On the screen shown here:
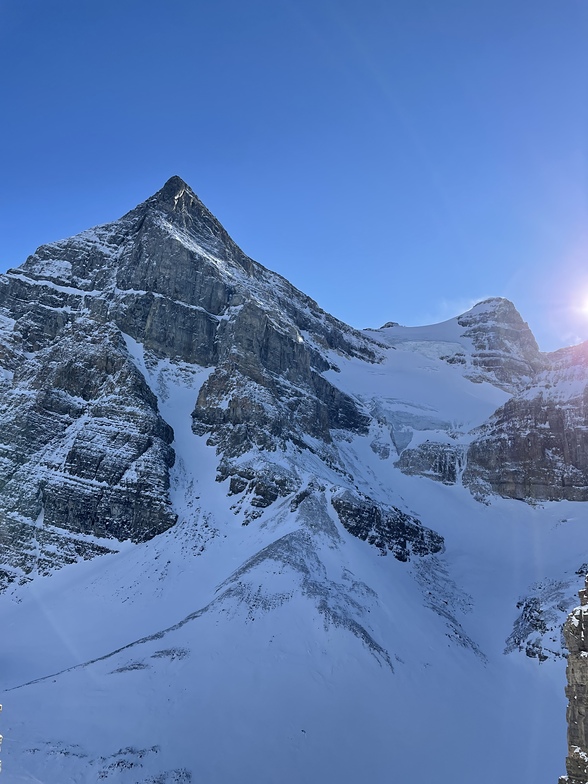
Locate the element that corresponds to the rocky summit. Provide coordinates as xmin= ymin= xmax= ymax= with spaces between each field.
xmin=1 ymin=177 xmax=588 ymax=784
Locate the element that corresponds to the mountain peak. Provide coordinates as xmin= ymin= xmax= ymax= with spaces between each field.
xmin=459 ymin=298 xmax=535 ymax=336
xmin=149 ymin=175 xmax=199 ymax=211
xmin=456 ymin=296 xmax=541 ymax=390
xmin=161 ymin=174 xmax=189 ymax=194
xmin=131 ymin=175 xmax=247 ymax=263
xmin=462 ymin=297 xmax=518 ymax=319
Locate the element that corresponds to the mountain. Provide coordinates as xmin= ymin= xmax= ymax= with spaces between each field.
xmin=1 ymin=177 xmax=587 ymax=783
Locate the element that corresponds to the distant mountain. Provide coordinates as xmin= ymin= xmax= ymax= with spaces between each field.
xmin=1 ymin=177 xmax=586 ymax=783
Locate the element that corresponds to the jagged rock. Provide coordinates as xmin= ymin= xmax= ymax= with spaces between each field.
xmin=559 ymin=576 xmax=588 ymax=784
xmin=380 ymin=321 xmax=399 ymax=328
xmin=395 ymin=441 xmax=466 ymax=484
xmin=218 ymin=459 xmax=300 ymax=522
xmin=330 ymin=488 xmax=444 ymax=560
xmin=506 ymin=596 xmax=549 ymax=661
xmin=6 ymin=176 xmax=588 ymax=784
xmin=0 ymin=318 xmax=176 ymax=586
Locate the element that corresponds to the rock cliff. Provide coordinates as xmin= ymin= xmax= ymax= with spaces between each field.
xmin=464 ymin=342 xmax=588 ymax=501
xmin=454 ymin=296 xmax=541 ymax=392
xmin=559 ymin=575 xmax=588 ymax=784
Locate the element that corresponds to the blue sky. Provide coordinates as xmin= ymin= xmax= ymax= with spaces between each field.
xmin=1 ymin=0 xmax=586 ymax=350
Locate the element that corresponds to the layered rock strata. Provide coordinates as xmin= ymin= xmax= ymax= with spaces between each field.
xmin=559 ymin=576 xmax=588 ymax=784
xmin=465 ymin=342 xmax=588 ymax=501
xmin=0 ymin=177 xmax=386 ymax=587
xmin=455 ymin=297 xmax=541 ymax=392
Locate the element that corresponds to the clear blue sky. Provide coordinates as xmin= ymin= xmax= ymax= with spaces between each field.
xmin=1 ymin=0 xmax=587 ymax=350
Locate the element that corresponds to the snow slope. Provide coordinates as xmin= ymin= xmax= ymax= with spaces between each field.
xmin=1 ymin=315 xmax=586 ymax=784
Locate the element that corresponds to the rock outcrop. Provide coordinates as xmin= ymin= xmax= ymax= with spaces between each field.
xmin=395 ymin=442 xmax=466 ymax=485
xmin=559 ymin=576 xmax=588 ymax=784
xmin=455 ymin=297 xmax=541 ymax=392
xmin=330 ymin=488 xmax=444 ymax=560
xmin=0 ymin=316 xmax=176 ymax=590
xmin=465 ymin=342 xmax=588 ymax=501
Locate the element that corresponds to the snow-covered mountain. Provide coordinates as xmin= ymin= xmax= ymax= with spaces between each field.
xmin=1 ymin=177 xmax=587 ymax=783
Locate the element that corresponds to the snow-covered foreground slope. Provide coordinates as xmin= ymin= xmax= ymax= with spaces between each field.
xmin=2 ymin=329 xmax=587 ymax=784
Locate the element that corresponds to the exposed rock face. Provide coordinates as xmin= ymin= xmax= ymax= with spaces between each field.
xmin=465 ymin=342 xmax=588 ymax=501
xmin=0 ymin=176 xmax=386 ymax=588
xmin=331 ymin=489 xmax=444 ymax=560
xmin=0 ymin=315 xmax=176 ymax=589
xmin=371 ymin=297 xmax=542 ymax=394
xmin=6 ymin=177 xmax=588 ymax=784
xmin=559 ymin=576 xmax=588 ymax=784
xmin=504 ymin=577 xmax=581 ymax=663
xmin=376 ymin=299 xmax=588 ymax=502
xmin=395 ymin=442 xmax=466 ymax=485
xmin=456 ymin=297 xmax=541 ymax=392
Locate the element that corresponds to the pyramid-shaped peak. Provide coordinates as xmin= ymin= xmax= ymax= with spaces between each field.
xmin=135 ymin=175 xmax=234 ymax=247
xmin=128 ymin=175 xmax=252 ymax=269
xmin=149 ymin=175 xmax=201 ymax=209
xmin=163 ymin=174 xmax=189 ymax=192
